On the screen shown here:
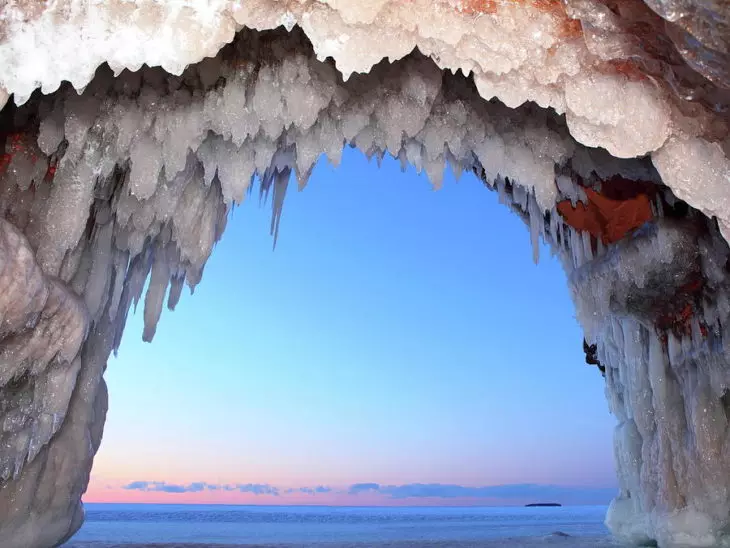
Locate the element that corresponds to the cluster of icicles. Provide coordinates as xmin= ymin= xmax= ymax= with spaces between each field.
xmin=489 ymin=162 xmax=730 ymax=548
xmin=0 ymin=23 xmax=729 ymax=548
xmin=0 ymin=26 xmax=643 ymax=488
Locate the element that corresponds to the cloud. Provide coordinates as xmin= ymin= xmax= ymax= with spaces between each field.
xmin=124 ymin=481 xmax=151 ymax=491
xmin=232 ymin=483 xmax=280 ymax=496
xmin=123 ymin=481 xmax=279 ymax=495
xmin=348 ymin=482 xmax=381 ymax=495
xmin=186 ymin=482 xmax=207 ymax=493
xmin=120 ymin=480 xmax=612 ymax=505
xmin=346 ymin=483 xmax=616 ymax=504
xmin=285 ymin=485 xmax=333 ymax=495
xmin=123 ymin=481 xmax=208 ymax=493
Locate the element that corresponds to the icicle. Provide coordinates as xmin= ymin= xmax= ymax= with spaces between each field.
xmin=549 ymin=207 xmax=559 ymax=241
xmin=496 ymin=176 xmax=509 ymax=206
xmin=296 ymin=165 xmax=313 ymax=191
xmin=167 ymin=273 xmax=186 ymax=311
xmin=667 ymin=331 xmax=682 ymax=368
xmin=570 ymin=227 xmax=584 ymax=268
xmin=655 ymin=195 xmax=665 ymax=218
xmin=258 ymin=170 xmax=273 ymax=205
xmin=680 ymin=332 xmax=694 ymax=357
xmin=142 ymin=243 xmax=172 ymax=343
xmin=405 ymin=140 xmax=423 ymax=174
xmin=270 ymin=145 xmax=296 ymax=174
xmin=556 ymin=174 xmax=580 ymax=206
xmin=595 ymin=237 xmax=605 ymax=258
xmin=270 ymin=167 xmax=291 ymax=249
xmin=107 ymin=250 xmax=130 ymax=322
xmin=129 ymin=135 xmax=163 ymax=199
xmin=128 ymin=248 xmax=153 ymax=312
xmin=528 ymin=195 xmax=542 ymax=264
xmin=398 ymin=147 xmax=408 ymax=172
xmin=582 ymin=231 xmax=594 ymax=262
xmin=513 ymin=184 xmax=527 ymax=211
xmin=556 ymin=219 xmax=564 ymax=251
xmin=691 ymin=317 xmax=703 ymax=348
xmin=84 ymin=220 xmax=115 ymax=322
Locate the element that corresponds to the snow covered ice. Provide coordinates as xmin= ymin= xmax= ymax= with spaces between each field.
xmin=0 ymin=1 xmax=729 ymax=547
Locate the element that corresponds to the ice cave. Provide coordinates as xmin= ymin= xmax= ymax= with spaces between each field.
xmin=0 ymin=0 xmax=729 ymax=546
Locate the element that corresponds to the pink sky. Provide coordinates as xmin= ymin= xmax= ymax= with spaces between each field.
xmin=84 ymin=487 xmax=512 ymax=506
xmin=83 ymin=475 xmax=616 ymax=507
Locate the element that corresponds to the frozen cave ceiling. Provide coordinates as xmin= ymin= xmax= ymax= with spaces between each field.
xmin=0 ymin=1 xmax=729 ymax=547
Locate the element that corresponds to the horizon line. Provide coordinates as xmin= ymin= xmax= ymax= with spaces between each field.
xmin=82 ymin=501 xmax=609 ymax=508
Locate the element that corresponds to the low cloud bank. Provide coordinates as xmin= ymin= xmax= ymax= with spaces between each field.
xmin=123 ymin=481 xmax=280 ymax=495
xmin=348 ymin=482 xmax=615 ymax=504
xmin=123 ymin=481 xmax=615 ymax=504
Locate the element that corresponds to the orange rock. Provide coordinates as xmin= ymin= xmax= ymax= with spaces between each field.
xmin=557 ymin=181 xmax=654 ymax=244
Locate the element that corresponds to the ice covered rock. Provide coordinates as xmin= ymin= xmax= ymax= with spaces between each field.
xmin=489 ymin=165 xmax=730 ymax=548
xmin=0 ymin=1 xmax=728 ymax=155
xmin=1 ymin=0 xmax=723 ymax=239
xmin=0 ymin=9 xmax=727 ymax=548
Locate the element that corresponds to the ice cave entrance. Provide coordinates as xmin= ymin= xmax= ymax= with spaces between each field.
xmin=1 ymin=16 xmax=729 ymax=546
xmin=88 ymin=146 xmax=615 ymax=511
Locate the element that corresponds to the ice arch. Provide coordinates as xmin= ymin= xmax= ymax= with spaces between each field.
xmin=0 ymin=2 xmax=729 ymax=546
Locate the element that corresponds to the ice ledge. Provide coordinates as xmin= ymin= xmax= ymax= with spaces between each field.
xmin=2 ymin=0 xmax=728 ymax=244
xmin=0 ymin=1 xmax=725 ymax=156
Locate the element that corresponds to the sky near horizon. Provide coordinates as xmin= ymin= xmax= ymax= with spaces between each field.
xmin=85 ymin=147 xmax=617 ymax=507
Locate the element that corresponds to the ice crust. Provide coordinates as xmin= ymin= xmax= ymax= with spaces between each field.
xmin=1 ymin=0 xmax=728 ymax=245
xmin=0 ymin=9 xmax=728 ymax=548
xmin=0 ymin=1 xmax=728 ymax=151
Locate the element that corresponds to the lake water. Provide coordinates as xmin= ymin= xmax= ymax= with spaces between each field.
xmin=64 ymin=504 xmax=617 ymax=546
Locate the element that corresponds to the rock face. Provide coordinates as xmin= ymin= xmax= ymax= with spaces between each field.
xmin=0 ymin=1 xmax=728 ymax=547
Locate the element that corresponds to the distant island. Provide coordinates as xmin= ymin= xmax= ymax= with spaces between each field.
xmin=525 ymin=503 xmax=562 ymax=507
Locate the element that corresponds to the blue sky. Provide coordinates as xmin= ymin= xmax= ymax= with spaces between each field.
xmin=86 ymin=147 xmax=617 ymax=506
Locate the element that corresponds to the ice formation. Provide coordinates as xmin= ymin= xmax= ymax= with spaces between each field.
xmin=0 ymin=1 xmax=729 ymax=547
